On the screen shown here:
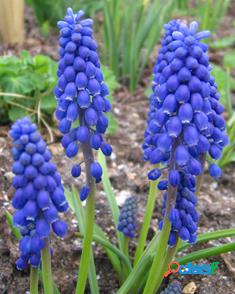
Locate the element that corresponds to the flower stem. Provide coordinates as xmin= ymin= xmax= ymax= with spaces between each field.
xmin=75 ymin=142 xmax=96 ymax=294
xmin=151 ymin=239 xmax=180 ymax=292
xmin=143 ymin=145 xmax=178 ymax=294
xmin=30 ymin=267 xmax=38 ymax=294
xmin=75 ymin=185 xmax=95 ymax=294
xmin=124 ymin=236 xmax=129 ymax=259
xmin=134 ymin=179 xmax=158 ymax=266
xmin=41 ymin=239 xmax=53 ymax=294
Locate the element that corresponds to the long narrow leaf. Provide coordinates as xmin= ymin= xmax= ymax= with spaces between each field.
xmin=65 ymin=187 xmax=100 ymax=294
xmin=98 ymin=150 xmax=125 ymax=252
xmin=5 ymin=210 xmax=21 ymax=240
xmin=178 ymin=228 xmax=235 ymax=251
xmin=177 ymin=242 xmax=235 ymax=264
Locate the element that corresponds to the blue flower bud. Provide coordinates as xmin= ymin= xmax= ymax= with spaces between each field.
xmin=65 ymin=141 xmax=79 ymax=158
xmin=175 ymin=145 xmax=189 ymax=166
xmin=80 ymin=186 xmax=90 ymax=201
xmin=169 ymin=170 xmax=180 ymax=187
xmin=148 ymin=168 xmax=161 ymax=181
xmin=52 ymin=220 xmax=68 ymax=237
xmin=91 ymin=162 xmax=102 ymax=182
xmin=90 ymin=134 xmax=102 ymax=150
xmin=76 ymin=126 xmax=89 ymax=143
xmin=101 ymin=143 xmax=112 ymax=156
xmin=71 ymin=164 xmax=82 ymax=177
xmin=209 ymin=163 xmax=221 ymax=178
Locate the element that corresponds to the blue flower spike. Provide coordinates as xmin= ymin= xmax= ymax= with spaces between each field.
xmin=55 ymin=8 xmax=112 ymax=199
xmin=118 ymin=196 xmax=137 ymax=238
xmin=10 ymin=117 xmax=68 ymax=270
xmin=143 ymin=20 xmax=228 ymax=246
xmin=160 ymin=280 xmax=182 ymax=294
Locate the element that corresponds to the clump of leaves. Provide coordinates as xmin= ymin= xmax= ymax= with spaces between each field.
xmin=0 ymin=51 xmax=57 ymax=138
xmin=0 ymin=51 xmax=119 ymax=137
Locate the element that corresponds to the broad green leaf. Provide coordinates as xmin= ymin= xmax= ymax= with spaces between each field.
xmin=8 ymin=107 xmax=28 ymax=121
xmin=224 ymin=51 xmax=235 ymax=69
xmin=210 ymin=36 xmax=235 ymax=49
xmin=40 ymin=95 xmax=57 ymax=110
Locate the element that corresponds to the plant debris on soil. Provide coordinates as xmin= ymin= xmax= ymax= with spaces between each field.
xmin=0 ymin=4 xmax=235 ymax=294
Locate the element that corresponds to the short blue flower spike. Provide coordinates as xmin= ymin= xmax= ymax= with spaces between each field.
xmin=160 ymin=280 xmax=182 ymax=294
xmin=10 ymin=117 xmax=68 ymax=270
xmin=143 ymin=20 xmax=228 ymax=245
xmin=118 ymin=196 xmax=137 ymax=238
xmin=54 ymin=8 xmax=112 ymax=199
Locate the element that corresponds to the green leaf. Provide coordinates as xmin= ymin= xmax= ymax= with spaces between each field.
xmin=224 ymin=51 xmax=235 ymax=69
xmin=40 ymin=95 xmax=57 ymax=110
xmin=107 ymin=113 xmax=118 ymax=135
xmin=64 ymin=187 xmax=100 ymax=294
xmin=210 ymin=36 xmax=235 ymax=49
xmin=178 ymin=228 xmax=235 ymax=251
xmin=5 ymin=210 xmax=21 ymax=240
xmin=98 ymin=151 xmax=125 ymax=252
xmin=177 ymin=242 xmax=235 ymax=264
xmin=8 ymin=106 xmax=28 ymax=121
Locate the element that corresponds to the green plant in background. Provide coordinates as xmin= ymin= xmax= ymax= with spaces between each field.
xmin=217 ymin=51 xmax=235 ymax=168
xmin=103 ymin=0 xmax=174 ymax=91
xmin=0 ymin=51 xmax=57 ymax=139
xmin=102 ymin=65 xmax=119 ymax=135
xmin=27 ymin=0 xmax=103 ymax=29
xmin=176 ymin=0 xmax=189 ymax=10
xmin=0 ymin=51 xmax=119 ymax=137
xmin=195 ymin=0 xmax=231 ymax=31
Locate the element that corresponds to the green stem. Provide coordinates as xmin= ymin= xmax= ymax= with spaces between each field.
xmin=75 ymin=181 xmax=95 ymax=294
xmin=30 ymin=267 xmax=38 ymax=294
xmin=143 ymin=144 xmax=178 ymax=294
xmin=151 ymin=239 xmax=179 ymax=292
xmin=76 ymin=137 xmax=96 ymax=294
xmin=134 ymin=179 xmax=158 ymax=266
xmin=124 ymin=237 xmax=129 ymax=259
xmin=41 ymin=239 xmax=53 ymax=294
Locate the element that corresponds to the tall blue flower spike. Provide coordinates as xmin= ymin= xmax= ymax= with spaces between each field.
xmin=143 ymin=20 xmax=228 ymax=245
xmin=10 ymin=117 xmax=68 ymax=270
xmin=118 ymin=196 xmax=137 ymax=238
xmin=54 ymin=8 xmax=112 ymax=200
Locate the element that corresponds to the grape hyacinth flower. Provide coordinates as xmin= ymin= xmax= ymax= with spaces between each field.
xmin=9 ymin=117 xmax=68 ymax=270
xmin=118 ymin=196 xmax=137 ymax=238
xmin=143 ymin=20 xmax=228 ymax=246
xmin=160 ymin=281 xmax=182 ymax=294
xmin=54 ymin=8 xmax=112 ymax=201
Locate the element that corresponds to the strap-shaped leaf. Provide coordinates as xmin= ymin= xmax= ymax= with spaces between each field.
xmin=178 ymin=228 xmax=235 ymax=251
xmin=177 ymin=242 xmax=235 ymax=264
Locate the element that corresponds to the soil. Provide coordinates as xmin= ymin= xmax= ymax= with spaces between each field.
xmin=0 ymin=3 xmax=235 ymax=294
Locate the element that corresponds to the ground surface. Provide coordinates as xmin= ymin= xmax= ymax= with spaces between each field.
xmin=0 ymin=3 xmax=235 ymax=294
